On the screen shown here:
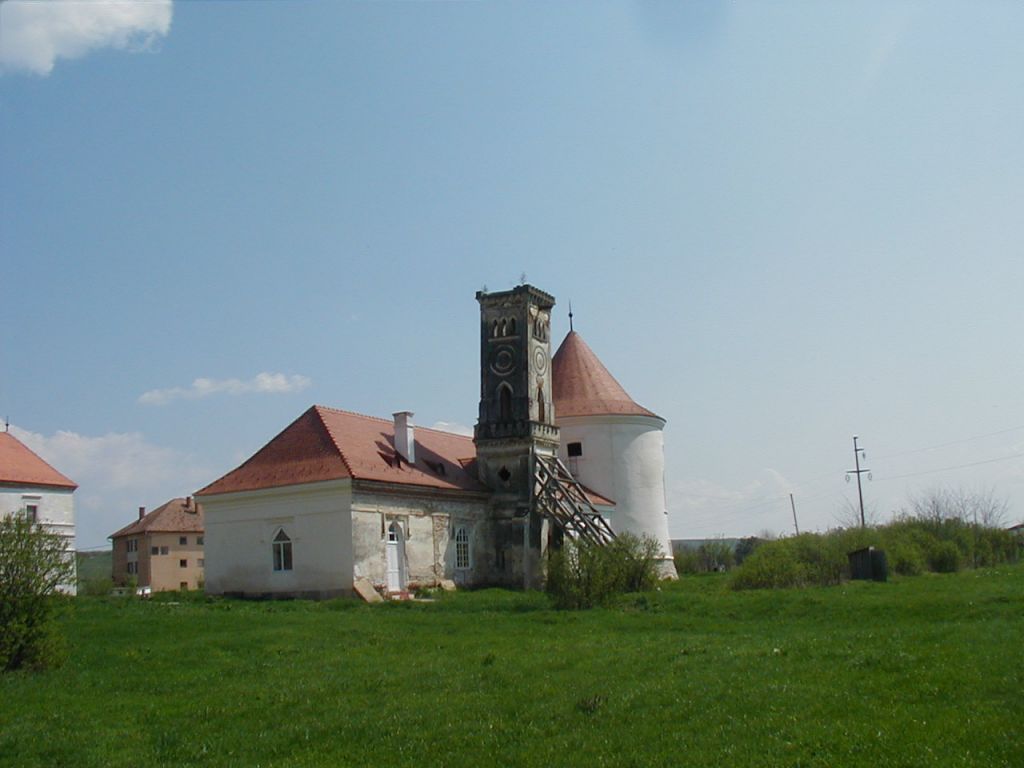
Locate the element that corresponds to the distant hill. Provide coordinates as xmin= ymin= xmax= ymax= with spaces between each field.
xmin=77 ymin=550 xmax=112 ymax=587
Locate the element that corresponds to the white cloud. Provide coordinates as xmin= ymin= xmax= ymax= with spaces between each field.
xmin=430 ymin=421 xmax=474 ymax=437
xmin=11 ymin=424 xmax=211 ymax=549
xmin=139 ymin=372 xmax=312 ymax=406
xmin=0 ymin=0 xmax=173 ymax=76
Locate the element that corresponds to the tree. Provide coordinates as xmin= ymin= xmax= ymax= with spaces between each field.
xmin=834 ymin=497 xmax=881 ymax=529
xmin=0 ymin=513 xmax=75 ymax=671
xmin=908 ymin=487 xmax=1010 ymax=527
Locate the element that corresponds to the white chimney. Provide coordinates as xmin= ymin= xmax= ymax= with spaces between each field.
xmin=393 ymin=411 xmax=415 ymax=464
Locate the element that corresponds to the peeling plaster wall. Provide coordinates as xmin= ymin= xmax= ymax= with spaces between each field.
xmin=199 ymin=480 xmax=354 ymax=598
xmin=351 ymin=490 xmax=490 ymax=589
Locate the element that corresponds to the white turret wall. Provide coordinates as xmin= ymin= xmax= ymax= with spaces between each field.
xmin=556 ymin=415 xmax=676 ymax=575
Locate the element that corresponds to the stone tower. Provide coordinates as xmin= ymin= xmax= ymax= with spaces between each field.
xmin=474 ymin=284 xmax=559 ymax=587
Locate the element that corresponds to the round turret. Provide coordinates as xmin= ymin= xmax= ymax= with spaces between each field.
xmin=552 ymin=331 xmax=677 ymax=578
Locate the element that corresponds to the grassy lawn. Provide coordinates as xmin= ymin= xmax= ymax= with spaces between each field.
xmin=2 ymin=566 xmax=1021 ymax=767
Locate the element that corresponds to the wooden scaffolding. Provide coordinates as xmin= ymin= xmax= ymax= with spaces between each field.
xmin=531 ymin=453 xmax=616 ymax=546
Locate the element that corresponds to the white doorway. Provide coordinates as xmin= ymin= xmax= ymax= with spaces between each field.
xmin=386 ymin=522 xmax=406 ymax=592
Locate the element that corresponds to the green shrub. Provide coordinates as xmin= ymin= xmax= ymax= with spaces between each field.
xmin=0 ymin=515 xmax=75 ymax=671
xmin=698 ymin=540 xmax=736 ymax=572
xmin=885 ymin=540 xmax=926 ymax=576
xmin=927 ymin=541 xmax=961 ymax=573
xmin=673 ymin=548 xmax=701 ymax=575
xmin=547 ymin=532 xmax=661 ymax=609
xmin=728 ymin=540 xmax=810 ymax=590
xmin=734 ymin=536 xmax=761 ymax=565
xmin=80 ymin=577 xmax=115 ymax=597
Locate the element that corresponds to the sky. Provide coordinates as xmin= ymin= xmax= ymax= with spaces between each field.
xmin=2 ymin=1 xmax=1023 ymax=550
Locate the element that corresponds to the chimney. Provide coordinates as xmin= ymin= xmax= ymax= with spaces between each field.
xmin=393 ymin=411 xmax=415 ymax=465
xmin=185 ymin=496 xmax=192 ymax=510
xmin=138 ymin=506 xmax=146 ymax=520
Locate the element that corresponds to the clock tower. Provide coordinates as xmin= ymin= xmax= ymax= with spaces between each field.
xmin=474 ymin=284 xmax=559 ymax=586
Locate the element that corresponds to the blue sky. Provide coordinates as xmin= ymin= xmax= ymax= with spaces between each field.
xmin=3 ymin=1 xmax=1023 ymax=549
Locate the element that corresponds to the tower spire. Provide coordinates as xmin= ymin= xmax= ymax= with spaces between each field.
xmin=568 ymin=301 xmax=574 ymax=332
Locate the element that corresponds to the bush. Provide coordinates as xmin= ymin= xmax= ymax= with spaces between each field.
xmin=734 ymin=537 xmax=761 ymax=565
xmin=728 ymin=540 xmax=810 ymax=590
xmin=547 ymin=533 xmax=661 ymax=609
xmin=79 ymin=577 xmax=115 ymax=597
xmin=673 ymin=548 xmax=701 ymax=575
xmin=698 ymin=540 xmax=735 ymax=572
xmin=927 ymin=541 xmax=961 ymax=573
xmin=728 ymin=506 xmax=1018 ymax=590
xmin=0 ymin=515 xmax=75 ymax=671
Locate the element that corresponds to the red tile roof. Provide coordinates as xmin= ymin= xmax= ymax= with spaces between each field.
xmin=0 ymin=432 xmax=77 ymax=490
xmin=552 ymin=332 xmax=660 ymax=420
xmin=196 ymin=406 xmax=488 ymax=497
xmin=110 ymin=497 xmax=204 ymax=539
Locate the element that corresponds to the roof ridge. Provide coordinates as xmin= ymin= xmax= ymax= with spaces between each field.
xmin=313 ymin=404 xmax=474 ymax=440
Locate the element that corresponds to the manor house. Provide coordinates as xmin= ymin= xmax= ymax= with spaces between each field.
xmin=196 ymin=285 xmax=675 ymax=597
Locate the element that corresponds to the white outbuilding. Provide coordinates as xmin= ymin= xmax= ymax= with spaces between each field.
xmin=552 ymin=331 xmax=677 ymax=577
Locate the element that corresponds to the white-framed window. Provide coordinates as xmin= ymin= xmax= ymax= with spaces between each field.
xmin=160 ymin=546 xmax=169 ymax=555
xmin=455 ymin=525 xmax=471 ymax=570
xmin=179 ymin=536 xmax=188 ymax=546
xmin=272 ymin=529 xmax=293 ymax=572
xmin=24 ymin=504 xmax=39 ymax=524
xmin=126 ymin=539 xmax=138 ymax=553
xmin=151 ymin=546 xmax=159 ymax=555
xmin=126 ymin=562 xmax=138 ymax=575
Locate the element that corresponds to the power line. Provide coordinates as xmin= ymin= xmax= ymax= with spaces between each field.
xmin=872 ymin=452 xmax=1024 ymax=482
xmin=872 ymin=423 xmax=1024 ymax=461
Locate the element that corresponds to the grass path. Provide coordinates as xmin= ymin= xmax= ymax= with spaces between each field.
xmin=2 ymin=566 xmax=1022 ymax=767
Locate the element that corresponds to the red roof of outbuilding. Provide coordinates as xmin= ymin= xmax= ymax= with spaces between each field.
xmin=196 ymin=406 xmax=487 ymax=497
xmin=551 ymin=332 xmax=660 ymax=420
xmin=0 ymin=432 xmax=77 ymax=490
xmin=110 ymin=497 xmax=204 ymax=539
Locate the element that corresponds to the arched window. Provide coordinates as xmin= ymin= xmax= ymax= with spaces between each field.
xmin=500 ymin=319 xmax=507 ymax=337
xmin=455 ymin=526 xmax=470 ymax=569
xmin=508 ymin=318 xmax=516 ymax=335
xmin=272 ymin=529 xmax=293 ymax=572
xmin=537 ymin=387 xmax=545 ymax=422
xmin=492 ymin=319 xmax=500 ymax=338
xmin=498 ymin=384 xmax=512 ymax=421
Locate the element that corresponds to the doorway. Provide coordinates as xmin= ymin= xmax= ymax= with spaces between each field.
xmin=386 ymin=522 xmax=406 ymax=592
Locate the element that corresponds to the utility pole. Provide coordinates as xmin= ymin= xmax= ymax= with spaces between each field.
xmin=789 ymin=493 xmax=800 ymax=535
xmin=846 ymin=436 xmax=871 ymax=528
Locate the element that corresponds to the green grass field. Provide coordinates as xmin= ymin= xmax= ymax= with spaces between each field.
xmin=2 ymin=566 xmax=1022 ymax=767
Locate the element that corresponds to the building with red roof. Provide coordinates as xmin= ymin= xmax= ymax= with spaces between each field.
xmin=110 ymin=497 xmax=205 ymax=592
xmin=196 ymin=284 xmax=670 ymax=598
xmin=0 ymin=430 xmax=79 ymax=593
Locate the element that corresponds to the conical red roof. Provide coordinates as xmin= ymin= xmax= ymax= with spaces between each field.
xmin=551 ymin=332 xmax=660 ymax=419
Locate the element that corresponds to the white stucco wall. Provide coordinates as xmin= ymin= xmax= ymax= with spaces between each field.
xmin=1 ymin=486 xmax=77 ymax=593
xmin=198 ymin=479 xmax=354 ymax=597
xmin=556 ymin=414 xmax=676 ymax=574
